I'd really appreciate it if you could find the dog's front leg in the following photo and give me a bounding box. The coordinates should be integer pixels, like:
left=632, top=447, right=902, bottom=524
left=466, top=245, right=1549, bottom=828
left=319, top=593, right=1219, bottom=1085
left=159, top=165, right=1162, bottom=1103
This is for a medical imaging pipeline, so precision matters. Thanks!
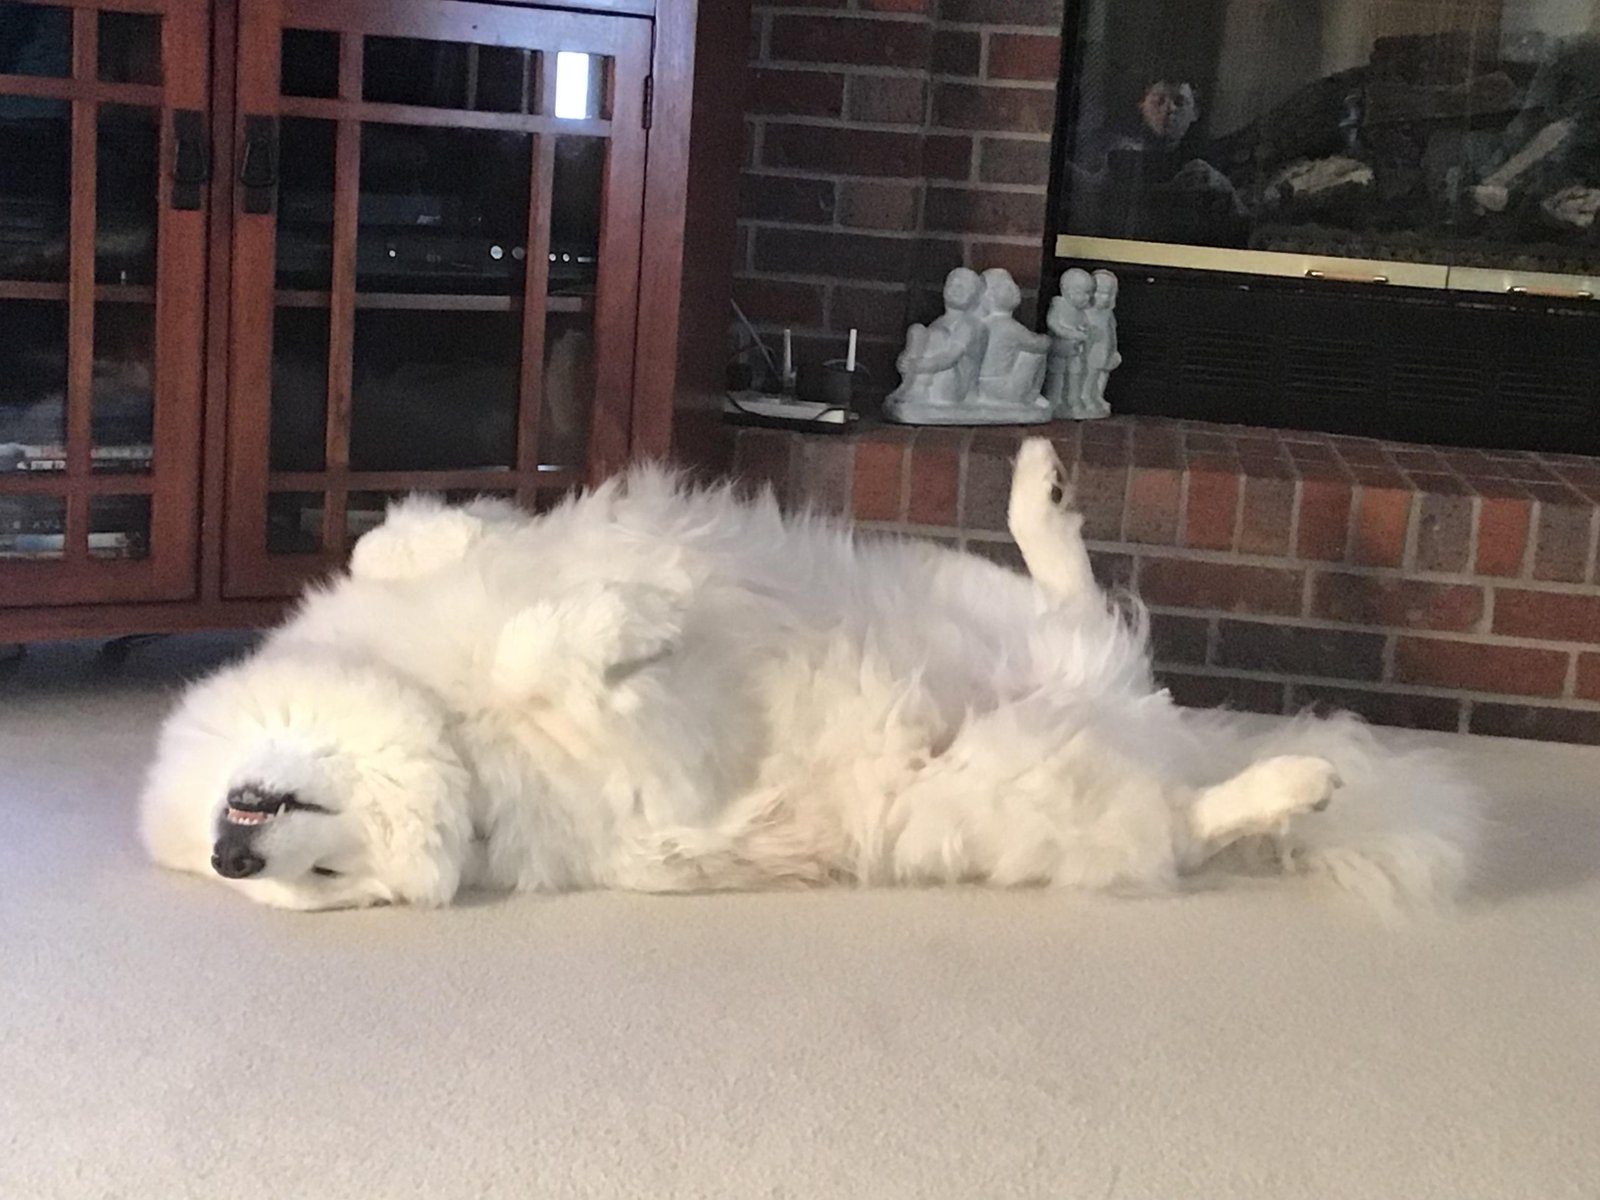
left=1180, top=755, right=1341, bottom=866
left=1007, top=438, right=1098, bottom=604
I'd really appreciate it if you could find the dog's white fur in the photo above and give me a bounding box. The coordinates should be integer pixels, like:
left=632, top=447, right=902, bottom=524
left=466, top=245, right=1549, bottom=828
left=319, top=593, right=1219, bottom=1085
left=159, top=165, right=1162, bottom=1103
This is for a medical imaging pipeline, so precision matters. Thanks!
left=140, top=440, right=1480, bottom=913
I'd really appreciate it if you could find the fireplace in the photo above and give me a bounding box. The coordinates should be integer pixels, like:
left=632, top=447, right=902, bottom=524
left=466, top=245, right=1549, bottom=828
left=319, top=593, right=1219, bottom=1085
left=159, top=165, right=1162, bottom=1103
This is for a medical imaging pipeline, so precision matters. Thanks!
left=1047, top=0, right=1600, bottom=453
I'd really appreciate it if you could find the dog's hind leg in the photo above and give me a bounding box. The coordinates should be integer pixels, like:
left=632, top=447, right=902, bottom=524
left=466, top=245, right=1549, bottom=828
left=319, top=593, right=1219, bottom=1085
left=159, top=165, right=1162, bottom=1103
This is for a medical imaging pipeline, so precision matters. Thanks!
left=1007, top=437, right=1098, bottom=604
left=1180, top=755, right=1342, bottom=866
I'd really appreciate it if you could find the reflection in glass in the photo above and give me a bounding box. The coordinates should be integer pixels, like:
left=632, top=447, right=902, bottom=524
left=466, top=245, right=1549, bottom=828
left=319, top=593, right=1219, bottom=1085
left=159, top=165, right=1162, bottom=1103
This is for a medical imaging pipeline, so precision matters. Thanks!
left=0, top=96, right=70, bottom=282
left=363, top=37, right=536, bottom=113
left=88, top=494, right=150, bottom=559
left=275, top=117, right=337, bottom=290
left=92, top=303, right=155, bottom=473
left=553, top=52, right=610, bottom=120
left=270, top=306, right=330, bottom=472
left=96, top=105, right=160, bottom=285
left=98, top=11, right=162, bottom=85
left=539, top=314, right=594, bottom=469
left=267, top=492, right=323, bottom=555
left=0, top=494, right=67, bottom=559
left=350, top=309, right=520, bottom=471
left=356, top=124, right=531, bottom=295
left=550, top=136, right=604, bottom=295
left=0, top=3, right=70, bottom=78
left=0, top=300, right=67, bottom=472
left=281, top=28, right=339, bottom=99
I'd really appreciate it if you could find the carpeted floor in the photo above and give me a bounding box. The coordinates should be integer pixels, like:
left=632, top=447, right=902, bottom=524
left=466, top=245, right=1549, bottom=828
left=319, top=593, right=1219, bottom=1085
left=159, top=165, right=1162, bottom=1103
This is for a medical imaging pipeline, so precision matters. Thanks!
left=3, top=635, right=1599, bottom=1200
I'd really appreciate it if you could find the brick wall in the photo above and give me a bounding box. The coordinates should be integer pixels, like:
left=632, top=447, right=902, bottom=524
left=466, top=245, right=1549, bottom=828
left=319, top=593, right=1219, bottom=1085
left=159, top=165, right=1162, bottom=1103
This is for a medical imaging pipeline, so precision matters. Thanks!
left=730, top=418, right=1600, bottom=746
left=737, top=0, right=1063, bottom=392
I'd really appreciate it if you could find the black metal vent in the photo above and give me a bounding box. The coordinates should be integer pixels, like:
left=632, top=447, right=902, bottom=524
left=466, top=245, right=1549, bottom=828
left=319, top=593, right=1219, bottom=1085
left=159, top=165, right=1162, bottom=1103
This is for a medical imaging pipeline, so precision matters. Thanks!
left=1286, top=336, right=1374, bottom=398
left=1178, top=329, right=1271, bottom=390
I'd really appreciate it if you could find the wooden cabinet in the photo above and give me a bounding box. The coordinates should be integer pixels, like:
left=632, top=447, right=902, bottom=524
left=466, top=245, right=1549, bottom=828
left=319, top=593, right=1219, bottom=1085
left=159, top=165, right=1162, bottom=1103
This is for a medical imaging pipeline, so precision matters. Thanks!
left=1, top=0, right=744, bottom=638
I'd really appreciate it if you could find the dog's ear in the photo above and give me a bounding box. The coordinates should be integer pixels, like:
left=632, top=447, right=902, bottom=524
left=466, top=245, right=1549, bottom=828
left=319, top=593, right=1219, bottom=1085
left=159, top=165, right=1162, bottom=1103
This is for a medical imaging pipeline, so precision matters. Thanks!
left=349, top=495, right=488, bottom=582
left=491, top=581, right=688, bottom=711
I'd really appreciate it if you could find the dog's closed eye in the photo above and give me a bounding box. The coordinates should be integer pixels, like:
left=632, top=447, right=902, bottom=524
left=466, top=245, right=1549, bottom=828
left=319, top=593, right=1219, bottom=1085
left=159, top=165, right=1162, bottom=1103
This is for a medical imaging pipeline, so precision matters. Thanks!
left=311, top=866, right=342, bottom=878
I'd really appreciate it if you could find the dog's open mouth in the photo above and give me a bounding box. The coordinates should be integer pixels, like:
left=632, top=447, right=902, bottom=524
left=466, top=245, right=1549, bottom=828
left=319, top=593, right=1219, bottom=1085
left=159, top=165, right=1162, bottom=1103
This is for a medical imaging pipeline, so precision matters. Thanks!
left=223, top=787, right=325, bottom=825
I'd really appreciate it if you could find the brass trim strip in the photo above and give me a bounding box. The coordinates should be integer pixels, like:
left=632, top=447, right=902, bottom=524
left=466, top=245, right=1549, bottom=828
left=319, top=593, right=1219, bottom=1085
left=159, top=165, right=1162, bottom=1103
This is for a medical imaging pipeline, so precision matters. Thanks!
left=1054, top=235, right=1447, bottom=289
left=1448, top=266, right=1599, bottom=300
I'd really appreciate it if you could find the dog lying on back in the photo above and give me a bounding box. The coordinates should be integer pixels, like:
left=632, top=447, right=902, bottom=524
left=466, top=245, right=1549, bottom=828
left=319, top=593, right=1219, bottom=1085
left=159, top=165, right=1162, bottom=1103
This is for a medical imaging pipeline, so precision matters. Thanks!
left=140, top=439, right=1479, bottom=912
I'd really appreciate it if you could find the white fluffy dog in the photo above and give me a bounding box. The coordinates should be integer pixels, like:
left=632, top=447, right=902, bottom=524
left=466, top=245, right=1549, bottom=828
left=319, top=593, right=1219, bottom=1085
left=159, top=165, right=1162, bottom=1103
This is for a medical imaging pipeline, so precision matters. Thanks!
left=140, top=440, right=1479, bottom=912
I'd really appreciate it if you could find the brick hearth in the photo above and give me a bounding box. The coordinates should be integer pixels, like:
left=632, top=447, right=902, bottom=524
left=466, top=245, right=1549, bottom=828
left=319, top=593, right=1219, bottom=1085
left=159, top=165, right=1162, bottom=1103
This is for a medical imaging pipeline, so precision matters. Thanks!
left=731, top=418, right=1600, bottom=745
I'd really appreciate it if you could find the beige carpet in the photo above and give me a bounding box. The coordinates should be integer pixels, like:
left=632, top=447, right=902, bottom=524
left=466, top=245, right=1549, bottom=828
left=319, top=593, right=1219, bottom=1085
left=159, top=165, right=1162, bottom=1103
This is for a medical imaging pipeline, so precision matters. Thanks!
left=3, top=636, right=1599, bottom=1200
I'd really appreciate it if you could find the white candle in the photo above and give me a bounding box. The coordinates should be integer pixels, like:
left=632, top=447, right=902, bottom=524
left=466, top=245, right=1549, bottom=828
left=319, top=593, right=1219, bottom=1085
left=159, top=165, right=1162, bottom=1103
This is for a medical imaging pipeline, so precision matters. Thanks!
left=846, top=329, right=858, bottom=373
left=782, top=328, right=793, bottom=381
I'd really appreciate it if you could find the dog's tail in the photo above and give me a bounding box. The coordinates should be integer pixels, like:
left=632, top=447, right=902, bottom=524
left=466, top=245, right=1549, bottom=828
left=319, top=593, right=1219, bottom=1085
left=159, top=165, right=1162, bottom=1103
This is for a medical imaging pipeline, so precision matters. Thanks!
left=1188, top=708, right=1484, bottom=914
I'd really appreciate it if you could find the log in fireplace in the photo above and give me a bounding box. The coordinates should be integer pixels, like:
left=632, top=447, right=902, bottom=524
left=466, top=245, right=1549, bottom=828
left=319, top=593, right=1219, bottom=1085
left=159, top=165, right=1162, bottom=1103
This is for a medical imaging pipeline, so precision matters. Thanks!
left=1047, top=0, right=1600, bottom=452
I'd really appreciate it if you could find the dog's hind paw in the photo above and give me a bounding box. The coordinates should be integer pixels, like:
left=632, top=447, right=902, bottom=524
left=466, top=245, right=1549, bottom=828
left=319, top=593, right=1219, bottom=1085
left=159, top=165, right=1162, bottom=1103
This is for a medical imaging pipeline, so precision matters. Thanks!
left=350, top=497, right=487, bottom=582
left=1012, top=437, right=1075, bottom=517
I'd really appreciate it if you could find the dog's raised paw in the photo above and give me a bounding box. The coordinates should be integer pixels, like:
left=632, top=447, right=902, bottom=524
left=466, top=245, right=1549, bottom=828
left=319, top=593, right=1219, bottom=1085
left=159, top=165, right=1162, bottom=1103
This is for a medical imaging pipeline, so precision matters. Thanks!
left=1011, top=437, right=1075, bottom=520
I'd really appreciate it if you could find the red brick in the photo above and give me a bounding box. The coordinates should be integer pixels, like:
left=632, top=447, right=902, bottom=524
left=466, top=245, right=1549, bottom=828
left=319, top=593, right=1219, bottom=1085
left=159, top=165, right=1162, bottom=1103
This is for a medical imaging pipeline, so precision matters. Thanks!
left=932, top=30, right=981, bottom=76
left=1215, top=619, right=1385, bottom=681
left=1149, top=613, right=1210, bottom=665
left=1295, top=476, right=1351, bottom=561
left=1468, top=703, right=1600, bottom=745
left=940, top=0, right=1064, bottom=23
left=1414, top=492, right=1473, bottom=574
left=857, top=0, right=928, bottom=11
left=738, top=173, right=836, bottom=224
left=987, top=33, right=1062, bottom=81
left=791, top=437, right=854, bottom=516
left=1311, top=573, right=1482, bottom=633
left=746, top=68, right=845, bottom=118
left=1475, top=495, right=1531, bottom=577
left=1491, top=589, right=1600, bottom=643
left=832, top=285, right=910, bottom=337
left=1090, top=550, right=1134, bottom=592
left=1531, top=501, right=1596, bottom=583
left=923, top=187, right=1046, bottom=236
left=1393, top=638, right=1568, bottom=697
left=731, top=277, right=826, bottom=327
left=846, top=75, right=926, bottom=125
left=852, top=437, right=906, bottom=521
left=1124, top=466, right=1181, bottom=544
left=1350, top=485, right=1412, bottom=567
left=977, top=137, right=1053, bottom=185
left=1138, top=558, right=1303, bottom=616
left=1183, top=467, right=1238, bottom=551
left=1075, top=460, right=1127, bottom=542
left=753, top=228, right=915, bottom=282
left=961, top=434, right=1014, bottom=533
left=966, top=537, right=1024, bottom=572
left=732, top=429, right=794, bottom=503
left=924, top=134, right=973, bottom=180
left=769, top=16, right=931, bottom=70
left=1577, top=653, right=1600, bottom=700
left=932, top=84, right=1057, bottom=133
left=906, top=433, right=963, bottom=526
left=910, top=235, right=965, bottom=284
left=970, top=240, right=1042, bottom=288
left=1237, top=476, right=1294, bottom=557
left=838, top=181, right=919, bottom=231
left=762, top=124, right=923, bottom=177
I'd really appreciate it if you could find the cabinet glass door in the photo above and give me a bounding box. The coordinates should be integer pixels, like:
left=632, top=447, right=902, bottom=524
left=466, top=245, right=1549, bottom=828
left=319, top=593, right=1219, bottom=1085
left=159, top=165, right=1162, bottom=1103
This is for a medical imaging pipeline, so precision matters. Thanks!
left=223, top=0, right=649, bottom=597
left=0, top=0, right=208, bottom=607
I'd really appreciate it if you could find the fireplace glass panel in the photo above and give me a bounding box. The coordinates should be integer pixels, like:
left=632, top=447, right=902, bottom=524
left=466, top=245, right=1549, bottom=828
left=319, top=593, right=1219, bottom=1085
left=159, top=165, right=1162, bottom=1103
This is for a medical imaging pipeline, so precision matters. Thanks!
left=1056, top=0, right=1600, bottom=287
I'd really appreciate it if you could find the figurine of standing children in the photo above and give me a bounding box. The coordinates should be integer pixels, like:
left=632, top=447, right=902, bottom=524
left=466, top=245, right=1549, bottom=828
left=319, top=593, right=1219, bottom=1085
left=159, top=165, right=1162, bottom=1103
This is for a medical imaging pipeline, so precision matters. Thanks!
left=1081, top=269, right=1121, bottom=418
left=1044, top=268, right=1093, bottom=418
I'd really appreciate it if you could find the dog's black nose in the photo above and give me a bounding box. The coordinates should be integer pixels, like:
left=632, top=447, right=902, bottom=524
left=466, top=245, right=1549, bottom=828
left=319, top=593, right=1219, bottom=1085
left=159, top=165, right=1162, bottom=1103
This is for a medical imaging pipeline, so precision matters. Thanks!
left=211, top=846, right=266, bottom=879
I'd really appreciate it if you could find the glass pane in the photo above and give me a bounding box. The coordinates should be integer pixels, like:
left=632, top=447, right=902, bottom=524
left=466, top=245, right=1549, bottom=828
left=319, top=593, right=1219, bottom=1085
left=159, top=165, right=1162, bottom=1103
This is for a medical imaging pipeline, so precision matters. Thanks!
left=356, top=123, right=531, bottom=295
left=551, top=53, right=610, bottom=121
left=276, top=117, right=336, bottom=290
left=0, top=97, right=70, bottom=282
left=538, top=314, right=593, bottom=469
left=350, top=309, right=519, bottom=471
left=0, top=3, right=71, bottom=78
left=0, top=299, right=67, bottom=473
left=476, top=47, right=533, bottom=115
left=98, top=11, right=162, bottom=85
left=0, top=494, right=66, bottom=559
left=364, top=36, right=471, bottom=109
left=97, top=105, right=159, bottom=286
left=281, top=28, right=339, bottom=99
left=270, top=305, right=329, bottom=472
left=88, top=493, right=149, bottom=559
left=550, top=136, right=603, bottom=296
left=267, top=491, right=323, bottom=555
left=93, top=301, right=154, bottom=473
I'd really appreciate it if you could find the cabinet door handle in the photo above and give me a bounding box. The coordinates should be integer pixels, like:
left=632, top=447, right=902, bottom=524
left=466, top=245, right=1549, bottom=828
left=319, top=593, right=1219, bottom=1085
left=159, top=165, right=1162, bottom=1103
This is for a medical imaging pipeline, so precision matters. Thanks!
left=171, top=110, right=210, bottom=211
left=239, top=115, right=278, bottom=215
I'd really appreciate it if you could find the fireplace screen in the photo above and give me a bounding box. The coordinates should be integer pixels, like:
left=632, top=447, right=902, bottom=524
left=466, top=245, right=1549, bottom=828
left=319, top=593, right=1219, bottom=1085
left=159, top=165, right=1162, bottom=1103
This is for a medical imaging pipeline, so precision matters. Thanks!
left=1054, top=0, right=1600, bottom=295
